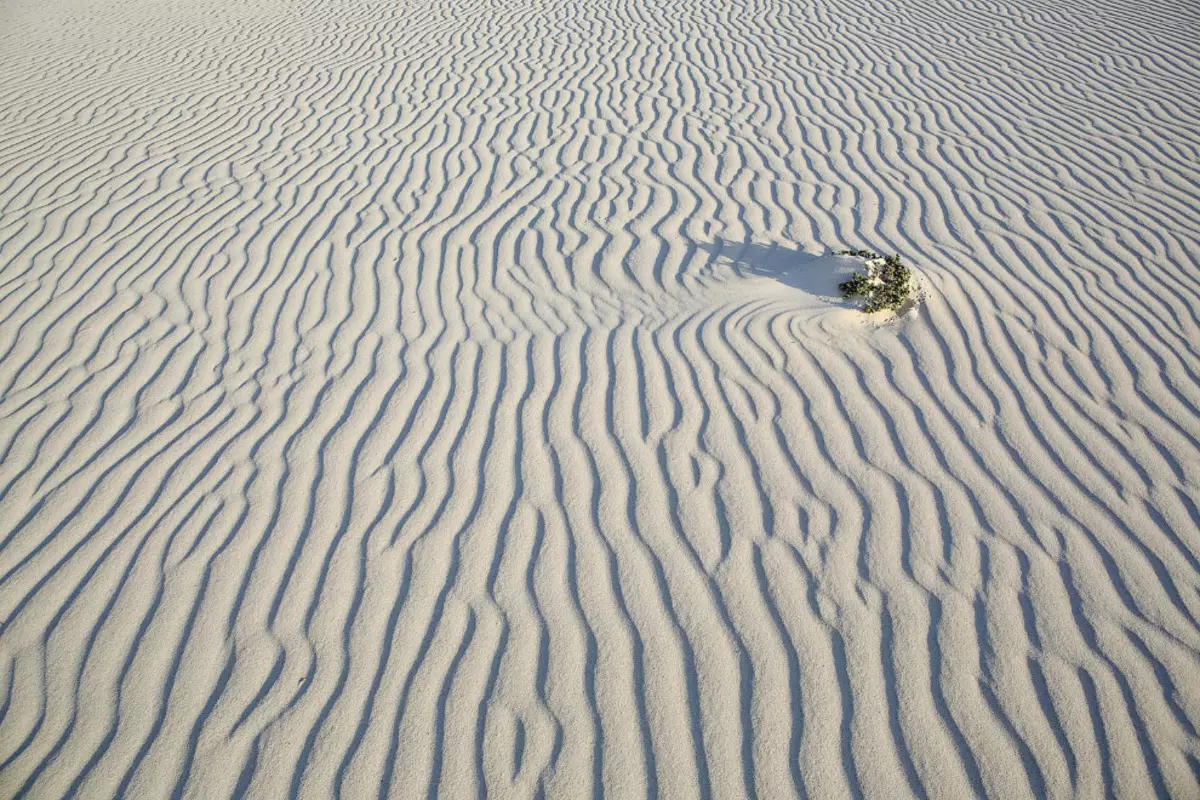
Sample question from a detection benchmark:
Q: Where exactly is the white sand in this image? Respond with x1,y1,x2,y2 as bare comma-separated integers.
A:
2,0,1199,796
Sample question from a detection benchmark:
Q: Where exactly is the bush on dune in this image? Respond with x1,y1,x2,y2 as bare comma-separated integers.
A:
837,249,913,313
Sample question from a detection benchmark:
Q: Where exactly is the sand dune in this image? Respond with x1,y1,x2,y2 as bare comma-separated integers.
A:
2,0,1199,796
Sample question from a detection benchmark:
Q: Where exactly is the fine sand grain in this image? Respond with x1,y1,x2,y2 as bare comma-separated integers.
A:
1,0,1199,796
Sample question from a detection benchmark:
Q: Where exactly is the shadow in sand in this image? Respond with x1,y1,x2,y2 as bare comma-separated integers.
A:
697,239,858,299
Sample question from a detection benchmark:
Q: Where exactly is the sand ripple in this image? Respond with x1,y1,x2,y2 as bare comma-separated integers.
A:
1,0,1199,796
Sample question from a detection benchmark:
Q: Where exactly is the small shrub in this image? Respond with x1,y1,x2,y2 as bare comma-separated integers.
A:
837,249,913,313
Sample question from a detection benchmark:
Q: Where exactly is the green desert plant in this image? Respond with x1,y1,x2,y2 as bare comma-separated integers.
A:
837,249,913,313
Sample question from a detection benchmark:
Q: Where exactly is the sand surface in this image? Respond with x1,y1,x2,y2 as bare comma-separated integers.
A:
2,0,1199,796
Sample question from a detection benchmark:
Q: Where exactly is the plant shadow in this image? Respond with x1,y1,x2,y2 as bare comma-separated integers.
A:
697,239,858,300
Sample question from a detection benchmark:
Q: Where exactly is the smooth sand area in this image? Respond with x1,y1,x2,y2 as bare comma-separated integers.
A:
1,0,1199,796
